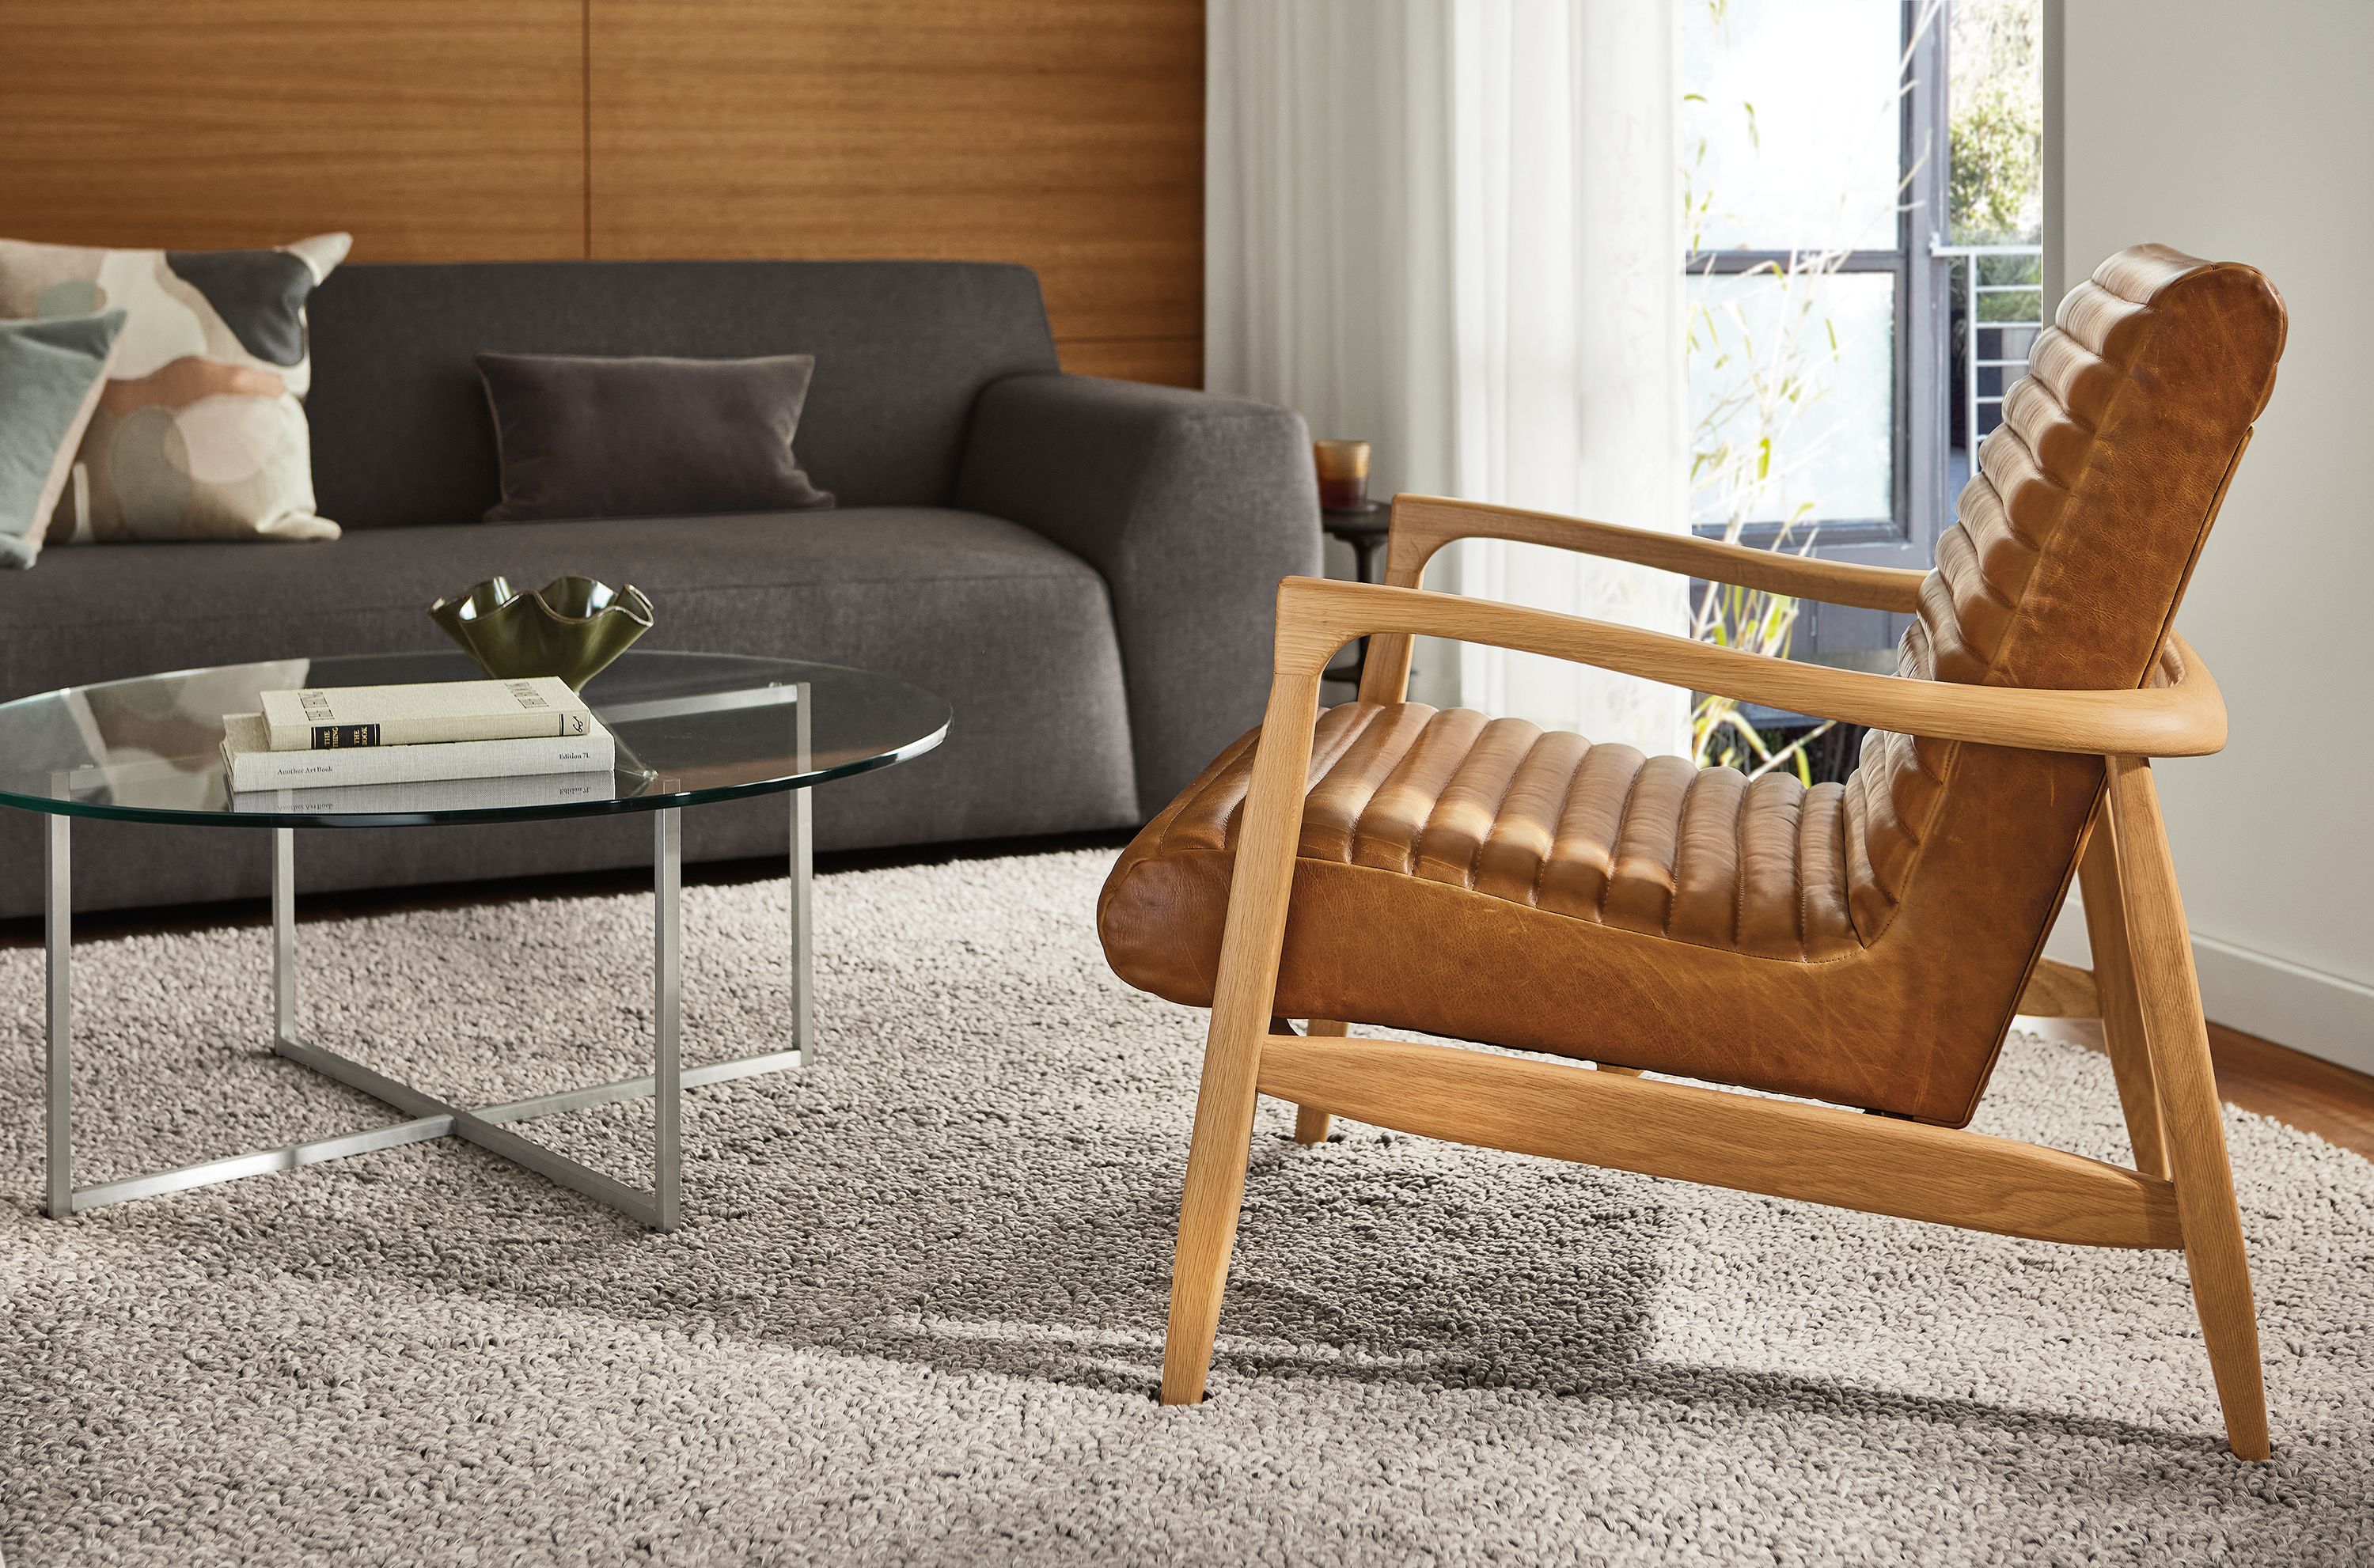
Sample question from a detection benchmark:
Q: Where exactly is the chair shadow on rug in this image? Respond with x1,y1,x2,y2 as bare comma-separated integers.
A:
1097,244,2289,1458
865,1127,1674,1396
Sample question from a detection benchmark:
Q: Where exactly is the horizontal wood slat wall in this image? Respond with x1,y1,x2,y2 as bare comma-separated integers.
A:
0,0,587,260
586,0,1203,385
0,0,1204,385
1056,337,1207,388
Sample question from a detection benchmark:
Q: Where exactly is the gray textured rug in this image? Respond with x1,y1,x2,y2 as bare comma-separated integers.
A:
3,847,2372,1566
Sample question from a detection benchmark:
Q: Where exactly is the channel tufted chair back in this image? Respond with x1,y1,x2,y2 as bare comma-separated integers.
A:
1845,245,2287,945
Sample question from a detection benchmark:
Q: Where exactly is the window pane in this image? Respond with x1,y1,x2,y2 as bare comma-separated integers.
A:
1688,269,1895,528
1947,0,2044,242
1683,0,1906,252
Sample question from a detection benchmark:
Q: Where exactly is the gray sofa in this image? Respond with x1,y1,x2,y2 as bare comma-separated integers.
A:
0,259,1320,915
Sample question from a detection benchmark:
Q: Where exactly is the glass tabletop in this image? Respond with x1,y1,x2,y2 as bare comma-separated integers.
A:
0,651,950,828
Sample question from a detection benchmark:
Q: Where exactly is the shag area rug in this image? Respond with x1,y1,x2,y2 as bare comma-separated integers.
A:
2,848,2372,1566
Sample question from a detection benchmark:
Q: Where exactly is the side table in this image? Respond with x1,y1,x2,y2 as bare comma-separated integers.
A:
1322,501,1392,688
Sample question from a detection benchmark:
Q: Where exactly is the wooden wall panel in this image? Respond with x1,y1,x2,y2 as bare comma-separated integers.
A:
589,0,1203,384
1059,335,1203,388
0,1,1203,382
0,1,586,261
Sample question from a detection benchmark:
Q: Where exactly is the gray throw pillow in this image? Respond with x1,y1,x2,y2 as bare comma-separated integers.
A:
476,351,835,524
0,309,126,568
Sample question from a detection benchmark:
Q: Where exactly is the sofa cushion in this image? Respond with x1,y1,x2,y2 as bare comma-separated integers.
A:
0,508,1140,894
307,260,1059,529
476,351,833,523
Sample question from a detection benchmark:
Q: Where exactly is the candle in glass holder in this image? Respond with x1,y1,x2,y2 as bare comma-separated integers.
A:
1313,439,1372,511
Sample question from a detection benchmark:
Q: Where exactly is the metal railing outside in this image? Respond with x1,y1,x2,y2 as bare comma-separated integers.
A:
1934,241,2046,457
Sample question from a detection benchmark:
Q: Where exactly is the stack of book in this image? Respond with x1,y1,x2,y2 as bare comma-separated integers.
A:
220,676,616,792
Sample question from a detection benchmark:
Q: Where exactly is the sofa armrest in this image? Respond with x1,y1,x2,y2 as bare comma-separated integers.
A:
954,373,1321,814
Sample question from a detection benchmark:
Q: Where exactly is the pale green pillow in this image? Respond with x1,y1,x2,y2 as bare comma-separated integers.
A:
0,309,124,568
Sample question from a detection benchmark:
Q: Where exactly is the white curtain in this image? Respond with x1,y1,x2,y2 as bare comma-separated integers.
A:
1208,0,1689,754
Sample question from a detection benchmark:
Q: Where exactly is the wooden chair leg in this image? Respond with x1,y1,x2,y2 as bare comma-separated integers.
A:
2105,756,2269,1460
1162,1009,1268,1404
1293,1020,1348,1142
1161,666,1324,1407
2079,810,2169,1179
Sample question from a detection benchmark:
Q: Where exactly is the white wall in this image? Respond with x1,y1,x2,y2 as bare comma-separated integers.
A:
2042,0,2374,1071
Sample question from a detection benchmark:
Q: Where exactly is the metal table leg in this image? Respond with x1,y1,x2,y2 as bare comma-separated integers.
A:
790,680,813,1060
652,806,682,1232
44,815,70,1219
273,826,295,1044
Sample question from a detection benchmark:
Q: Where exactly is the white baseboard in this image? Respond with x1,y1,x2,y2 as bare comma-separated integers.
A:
2045,900,2374,1076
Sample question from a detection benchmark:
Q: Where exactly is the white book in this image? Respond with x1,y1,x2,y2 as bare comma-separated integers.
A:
222,712,616,793
260,676,593,752
237,771,620,816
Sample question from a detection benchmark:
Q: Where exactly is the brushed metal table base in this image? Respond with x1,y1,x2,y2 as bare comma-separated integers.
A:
41,786,815,1232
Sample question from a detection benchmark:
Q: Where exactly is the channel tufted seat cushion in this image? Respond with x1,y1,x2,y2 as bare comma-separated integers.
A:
1109,701,1863,965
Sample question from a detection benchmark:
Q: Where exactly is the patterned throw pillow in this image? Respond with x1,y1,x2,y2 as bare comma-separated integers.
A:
0,233,350,544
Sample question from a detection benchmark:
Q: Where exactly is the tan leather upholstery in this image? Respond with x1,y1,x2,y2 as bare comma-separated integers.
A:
1099,244,2285,1126
1128,702,1861,962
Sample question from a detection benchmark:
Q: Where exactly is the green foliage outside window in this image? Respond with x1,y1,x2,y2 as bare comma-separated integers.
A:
1948,0,2044,318
1951,87,2041,244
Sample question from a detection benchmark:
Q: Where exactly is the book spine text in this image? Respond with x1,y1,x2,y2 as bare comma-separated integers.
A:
282,709,590,752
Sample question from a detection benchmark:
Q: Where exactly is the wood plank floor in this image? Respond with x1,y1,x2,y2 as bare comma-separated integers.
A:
2024,1016,2374,1161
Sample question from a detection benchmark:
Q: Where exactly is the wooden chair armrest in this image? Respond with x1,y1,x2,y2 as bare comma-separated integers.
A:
1280,576,2224,757
1384,494,1928,613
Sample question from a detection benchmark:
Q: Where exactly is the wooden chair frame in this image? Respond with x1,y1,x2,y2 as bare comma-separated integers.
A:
1161,494,2268,1461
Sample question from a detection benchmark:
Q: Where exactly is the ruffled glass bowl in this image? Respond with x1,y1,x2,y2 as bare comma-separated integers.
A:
427,575,654,691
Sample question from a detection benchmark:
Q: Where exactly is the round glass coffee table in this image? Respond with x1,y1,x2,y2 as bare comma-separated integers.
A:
0,650,950,1231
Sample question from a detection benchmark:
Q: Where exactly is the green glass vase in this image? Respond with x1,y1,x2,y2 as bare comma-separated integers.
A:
427,575,654,691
